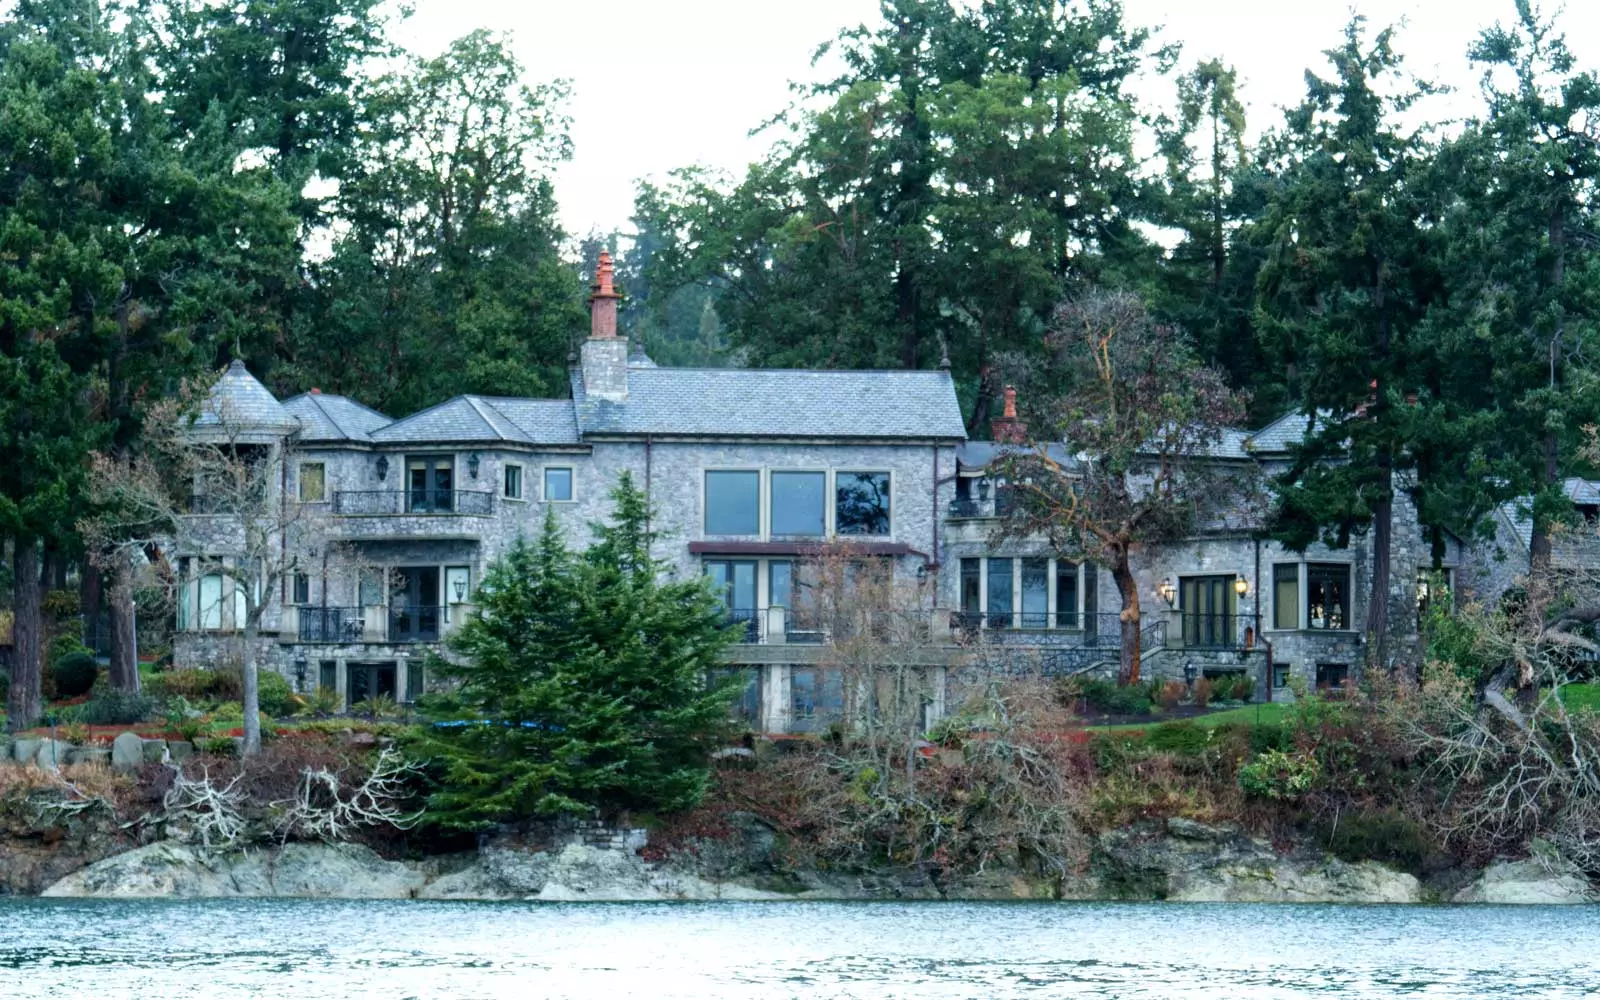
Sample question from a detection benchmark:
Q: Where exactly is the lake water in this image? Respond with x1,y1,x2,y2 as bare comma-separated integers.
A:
0,898,1595,999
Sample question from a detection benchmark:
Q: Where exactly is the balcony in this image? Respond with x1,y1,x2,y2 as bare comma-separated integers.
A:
946,490,1015,520
286,603,475,644
332,490,495,516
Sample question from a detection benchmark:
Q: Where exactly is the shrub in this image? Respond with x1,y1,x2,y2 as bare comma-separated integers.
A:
53,651,100,699
150,669,224,701
1238,749,1320,801
296,686,342,717
199,736,238,757
1078,678,1153,716
1156,680,1186,709
257,670,296,718
1320,809,1434,875
173,718,207,744
1144,722,1211,756
1192,676,1214,708
0,672,9,703
210,701,245,721
351,693,400,719
78,691,159,726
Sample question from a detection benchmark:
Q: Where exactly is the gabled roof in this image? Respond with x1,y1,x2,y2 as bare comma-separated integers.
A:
569,366,967,440
282,392,392,443
1498,480,1600,565
370,395,580,446
195,360,295,432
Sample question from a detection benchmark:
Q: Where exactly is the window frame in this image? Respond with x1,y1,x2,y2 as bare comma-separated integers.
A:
297,461,327,503
768,469,827,538
1305,562,1353,631
542,465,575,504
291,572,311,606
703,468,762,536
833,470,893,537
1271,563,1301,631
503,462,524,501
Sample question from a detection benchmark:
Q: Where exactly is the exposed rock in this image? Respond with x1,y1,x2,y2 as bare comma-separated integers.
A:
12,738,42,764
66,747,111,767
110,732,143,771
1453,858,1599,905
42,841,428,899
1094,821,1421,904
140,739,168,764
167,741,194,763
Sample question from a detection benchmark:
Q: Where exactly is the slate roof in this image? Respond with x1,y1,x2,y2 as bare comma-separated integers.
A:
1245,411,1333,454
569,366,967,440
955,441,1079,471
370,395,580,446
1499,480,1600,562
194,360,296,431
282,392,392,443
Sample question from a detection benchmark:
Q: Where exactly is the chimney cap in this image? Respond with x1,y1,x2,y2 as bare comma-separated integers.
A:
590,250,621,302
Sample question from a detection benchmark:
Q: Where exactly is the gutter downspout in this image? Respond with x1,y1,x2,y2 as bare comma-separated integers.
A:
930,445,940,597
1256,535,1273,704
644,435,653,542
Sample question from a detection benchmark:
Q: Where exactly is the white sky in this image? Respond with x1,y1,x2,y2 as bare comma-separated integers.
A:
395,0,1600,238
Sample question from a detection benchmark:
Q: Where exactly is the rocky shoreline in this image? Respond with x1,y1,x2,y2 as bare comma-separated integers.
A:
32,816,1600,905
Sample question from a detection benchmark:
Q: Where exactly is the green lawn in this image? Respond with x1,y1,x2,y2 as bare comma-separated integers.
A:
1089,702,1290,733
1558,683,1600,714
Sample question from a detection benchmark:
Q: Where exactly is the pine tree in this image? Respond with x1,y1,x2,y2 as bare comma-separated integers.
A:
417,474,739,829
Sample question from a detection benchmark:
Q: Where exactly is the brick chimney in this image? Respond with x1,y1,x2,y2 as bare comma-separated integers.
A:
581,250,628,401
991,385,1028,444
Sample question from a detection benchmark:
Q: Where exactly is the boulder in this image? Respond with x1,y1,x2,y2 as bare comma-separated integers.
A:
140,739,168,764
41,842,236,898
110,732,144,771
1453,858,1599,905
32,740,74,771
167,741,194,763
66,747,111,767
12,738,42,764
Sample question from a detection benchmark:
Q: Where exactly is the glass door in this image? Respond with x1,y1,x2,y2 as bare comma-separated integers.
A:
407,456,454,512
705,559,758,641
389,567,441,641
1181,575,1236,649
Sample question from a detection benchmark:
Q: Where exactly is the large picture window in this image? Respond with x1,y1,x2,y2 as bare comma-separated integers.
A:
987,557,1014,628
705,471,760,535
1273,564,1300,630
1306,563,1351,630
1021,558,1049,628
835,471,891,535
770,471,825,536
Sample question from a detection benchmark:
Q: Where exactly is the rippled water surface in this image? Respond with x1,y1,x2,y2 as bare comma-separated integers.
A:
0,898,1596,999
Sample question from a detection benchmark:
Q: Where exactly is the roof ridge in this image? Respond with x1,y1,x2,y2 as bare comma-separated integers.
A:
307,393,357,439
462,395,525,441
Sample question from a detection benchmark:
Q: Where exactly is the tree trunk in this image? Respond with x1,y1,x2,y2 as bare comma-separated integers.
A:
240,622,261,756
1110,552,1142,686
1369,483,1393,673
7,538,42,733
107,555,139,693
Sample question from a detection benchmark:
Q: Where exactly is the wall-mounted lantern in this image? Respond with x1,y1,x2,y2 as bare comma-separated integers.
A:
1157,578,1176,606
1234,577,1249,596
293,654,308,693
375,455,389,482
467,452,481,479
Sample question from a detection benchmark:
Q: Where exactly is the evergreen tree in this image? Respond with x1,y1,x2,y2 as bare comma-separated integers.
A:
1255,18,1442,667
417,474,739,829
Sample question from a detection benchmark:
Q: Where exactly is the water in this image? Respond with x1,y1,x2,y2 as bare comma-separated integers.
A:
0,898,1595,999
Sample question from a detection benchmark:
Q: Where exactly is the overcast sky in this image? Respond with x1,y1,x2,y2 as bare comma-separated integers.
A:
394,0,1600,238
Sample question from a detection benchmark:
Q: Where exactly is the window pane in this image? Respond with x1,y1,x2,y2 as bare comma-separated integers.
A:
544,467,573,502
987,557,1013,627
405,662,424,703
1273,564,1299,630
960,559,981,615
1022,558,1048,627
835,471,891,535
705,471,759,534
1306,564,1350,630
199,574,223,630
770,561,793,608
504,465,522,499
1055,561,1078,628
292,573,310,605
770,471,825,536
319,661,337,692
299,463,325,502
358,569,384,607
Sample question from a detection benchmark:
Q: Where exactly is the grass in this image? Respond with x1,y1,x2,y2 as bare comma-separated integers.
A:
1089,702,1290,733
1557,683,1600,714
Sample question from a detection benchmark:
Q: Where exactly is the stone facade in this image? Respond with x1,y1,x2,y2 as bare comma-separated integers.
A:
171,331,1549,731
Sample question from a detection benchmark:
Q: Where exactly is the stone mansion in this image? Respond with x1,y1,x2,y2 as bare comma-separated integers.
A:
171,252,1553,733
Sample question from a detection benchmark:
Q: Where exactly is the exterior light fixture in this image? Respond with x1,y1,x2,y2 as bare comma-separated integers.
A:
375,455,389,482
1183,662,1197,686
293,654,308,693
977,478,991,500
1157,578,1176,606
1234,577,1249,596
468,453,481,479
454,578,467,602
916,563,929,584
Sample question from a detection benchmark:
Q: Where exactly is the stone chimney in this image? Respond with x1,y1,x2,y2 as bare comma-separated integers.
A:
581,250,628,401
991,385,1028,444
